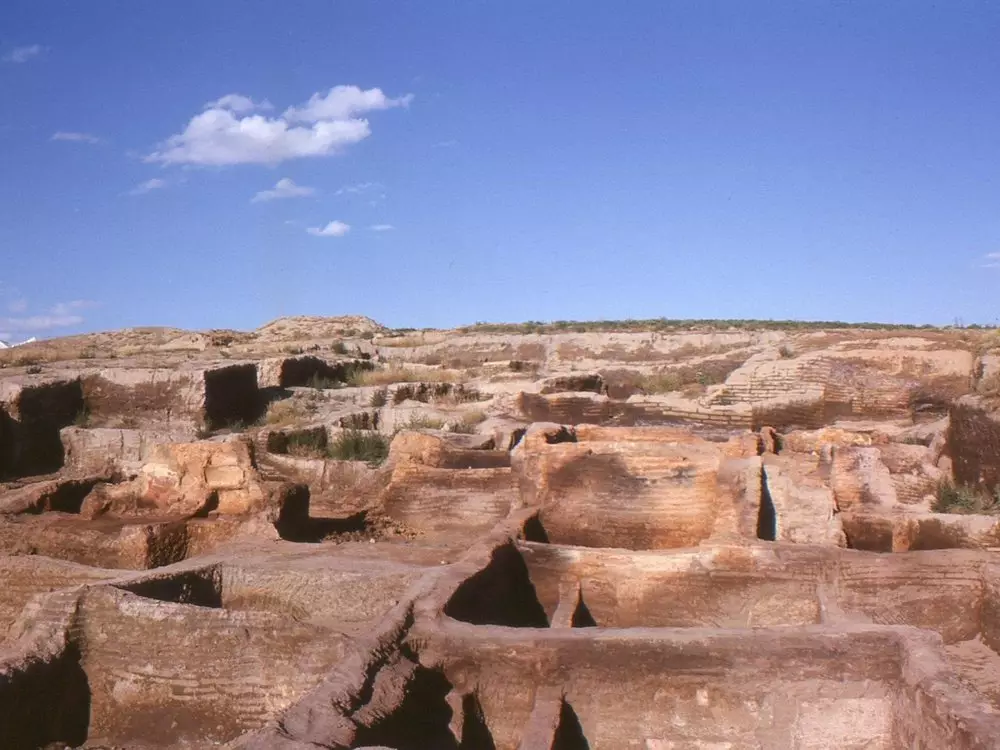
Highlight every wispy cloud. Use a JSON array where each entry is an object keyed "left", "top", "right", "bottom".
[
  {"left": 129, "top": 178, "right": 166, "bottom": 196},
  {"left": 52, "top": 131, "right": 101, "bottom": 144},
  {"left": 7, "top": 298, "right": 28, "bottom": 313},
  {"left": 0, "top": 299, "right": 97, "bottom": 336},
  {"left": 433, "top": 139, "right": 459, "bottom": 148},
  {"left": 49, "top": 299, "right": 97, "bottom": 316},
  {"left": 147, "top": 85, "right": 412, "bottom": 167},
  {"left": 336, "top": 181, "right": 383, "bottom": 196},
  {"left": 307, "top": 220, "right": 351, "bottom": 237},
  {"left": 252, "top": 177, "right": 315, "bottom": 203},
  {"left": 369, "top": 224, "right": 394, "bottom": 232},
  {"left": 982, "top": 252, "right": 1000, "bottom": 269},
  {"left": 3, "top": 44, "right": 45, "bottom": 63}
]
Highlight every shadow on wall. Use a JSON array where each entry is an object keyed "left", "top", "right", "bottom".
[
  {"left": 757, "top": 468, "right": 777, "bottom": 541},
  {"left": 0, "top": 379, "right": 84, "bottom": 480},
  {"left": 445, "top": 542, "right": 549, "bottom": 627},
  {"left": 354, "top": 665, "right": 497, "bottom": 750},
  {"left": 204, "top": 365, "right": 264, "bottom": 429},
  {"left": 553, "top": 700, "right": 590, "bottom": 750},
  {"left": 0, "top": 644, "right": 91, "bottom": 749}
]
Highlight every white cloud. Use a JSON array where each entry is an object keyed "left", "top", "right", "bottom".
[
  {"left": 0, "top": 299, "right": 98, "bottom": 336},
  {"left": 52, "top": 131, "right": 100, "bottom": 144},
  {"left": 4, "top": 44, "right": 45, "bottom": 63},
  {"left": 129, "top": 178, "right": 166, "bottom": 195},
  {"left": 284, "top": 85, "right": 412, "bottom": 123},
  {"left": 252, "top": 177, "right": 315, "bottom": 203},
  {"left": 982, "top": 252, "right": 1000, "bottom": 269},
  {"left": 204, "top": 94, "right": 273, "bottom": 114},
  {"left": 336, "top": 181, "right": 383, "bottom": 196},
  {"left": 147, "top": 85, "right": 412, "bottom": 167},
  {"left": 307, "top": 220, "right": 351, "bottom": 237},
  {"left": 369, "top": 224, "right": 394, "bottom": 232},
  {"left": 0, "top": 314, "right": 82, "bottom": 332},
  {"left": 49, "top": 299, "right": 96, "bottom": 316}
]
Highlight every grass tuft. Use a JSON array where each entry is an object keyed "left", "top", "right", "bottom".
[
  {"left": 328, "top": 430, "right": 390, "bottom": 466},
  {"left": 932, "top": 480, "right": 1000, "bottom": 515}
]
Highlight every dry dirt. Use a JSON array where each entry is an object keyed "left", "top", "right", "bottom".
[{"left": 3, "top": 316, "right": 1000, "bottom": 748}]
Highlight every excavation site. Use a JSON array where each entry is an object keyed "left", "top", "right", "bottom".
[{"left": 2, "top": 316, "right": 1000, "bottom": 749}]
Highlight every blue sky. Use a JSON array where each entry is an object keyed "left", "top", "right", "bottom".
[{"left": 2, "top": 1, "right": 1000, "bottom": 339}]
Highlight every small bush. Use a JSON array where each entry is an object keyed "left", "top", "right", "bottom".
[
  {"left": 306, "top": 373, "right": 339, "bottom": 390},
  {"left": 286, "top": 430, "right": 328, "bottom": 459},
  {"left": 265, "top": 399, "right": 315, "bottom": 426},
  {"left": 328, "top": 430, "right": 390, "bottom": 466},
  {"left": 451, "top": 410, "right": 486, "bottom": 434},
  {"left": 370, "top": 387, "right": 389, "bottom": 407},
  {"left": 932, "top": 480, "right": 1000, "bottom": 515},
  {"left": 778, "top": 344, "right": 795, "bottom": 359},
  {"left": 330, "top": 341, "right": 348, "bottom": 355},
  {"left": 397, "top": 414, "right": 446, "bottom": 432},
  {"left": 640, "top": 371, "right": 684, "bottom": 394}
]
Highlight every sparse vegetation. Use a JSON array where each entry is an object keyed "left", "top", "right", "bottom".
[
  {"left": 778, "top": 344, "right": 795, "bottom": 358},
  {"left": 264, "top": 398, "right": 316, "bottom": 426},
  {"left": 458, "top": 318, "right": 944, "bottom": 335},
  {"left": 306, "top": 373, "right": 340, "bottom": 389},
  {"left": 330, "top": 341, "right": 348, "bottom": 355},
  {"left": 349, "top": 365, "right": 464, "bottom": 387},
  {"left": 74, "top": 407, "right": 91, "bottom": 428},
  {"left": 396, "top": 414, "right": 446, "bottom": 431},
  {"left": 978, "top": 370, "right": 1000, "bottom": 398},
  {"left": 327, "top": 429, "right": 390, "bottom": 466},
  {"left": 451, "top": 410, "right": 487, "bottom": 434},
  {"left": 932, "top": 480, "right": 1000, "bottom": 515},
  {"left": 286, "top": 430, "right": 328, "bottom": 459},
  {"left": 638, "top": 364, "right": 732, "bottom": 395},
  {"left": 369, "top": 387, "right": 389, "bottom": 407}
]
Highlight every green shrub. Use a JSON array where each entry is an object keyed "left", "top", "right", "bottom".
[
  {"left": 932, "top": 480, "right": 1000, "bottom": 514},
  {"left": 370, "top": 387, "right": 389, "bottom": 407},
  {"left": 286, "top": 430, "right": 328, "bottom": 458},
  {"left": 328, "top": 429, "right": 390, "bottom": 466}
]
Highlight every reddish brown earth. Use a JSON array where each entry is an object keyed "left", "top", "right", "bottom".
[{"left": 2, "top": 317, "right": 1000, "bottom": 748}]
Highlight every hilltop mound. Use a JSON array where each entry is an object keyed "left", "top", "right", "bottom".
[{"left": 255, "top": 315, "right": 386, "bottom": 341}]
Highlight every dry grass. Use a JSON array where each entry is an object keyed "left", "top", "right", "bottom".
[
  {"left": 264, "top": 398, "right": 317, "bottom": 426},
  {"left": 350, "top": 365, "right": 465, "bottom": 386},
  {"left": 396, "top": 414, "right": 446, "bottom": 431},
  {"left": 639, "top": 365, "right": 729, "bottom": 395},
  {"left": 451, "top": 410, "right": 487, "bottom": 434},
  {"left": 377, "top": 335, "right": 428, "bottom": 348},
  {"left": 978, "top": 370, "right": 1000, "bottom": 398}
]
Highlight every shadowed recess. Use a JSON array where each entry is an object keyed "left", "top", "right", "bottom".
[{"left": 445, "top": 542, "right": 549, "bottom": 627}]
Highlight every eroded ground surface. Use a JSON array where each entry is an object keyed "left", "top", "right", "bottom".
[{"left": 4, "top": 316, "right": 1000, "bottom": 748}]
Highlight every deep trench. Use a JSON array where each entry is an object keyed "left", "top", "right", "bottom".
[{"left": 757, "top": 468, "right": 777, "bottom": 541}]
